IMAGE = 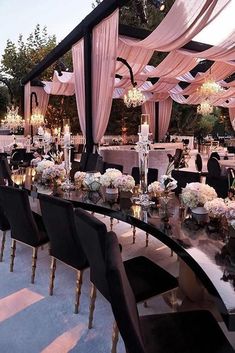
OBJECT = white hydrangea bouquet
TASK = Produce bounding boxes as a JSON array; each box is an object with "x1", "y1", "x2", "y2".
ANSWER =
[
  {"x1": 204, "y1": 198, "x2": 227, "y2": 218},
  {"x1": 36, "y1": 159, "x2": 55, "y2": 174},
  {"x1": 74, "y1": 171, "x2": 86, "y2": 189},
  {"x1": 225, "y1": 201, "x2": 235, "y2": 222},
  {"x1": 148, "y1": 181, "x2": 163, "y2": 195},
  {"x1": 100, "y1": 168, "x2": 122, "y2": 189},
  {"x1": 181, "y1": 182, "x2": 217, "y2": 209},
  {"x1": 42, "y1": 164, "x2": 66, "y2": 185},
  {"x1": 113, "y1": 174, "x2": 135, "y2": 192}
]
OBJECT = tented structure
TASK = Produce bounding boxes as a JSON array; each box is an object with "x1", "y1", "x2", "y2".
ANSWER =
[{"x1": 22, "y1": 0, "x2": 235, "y2": 152}]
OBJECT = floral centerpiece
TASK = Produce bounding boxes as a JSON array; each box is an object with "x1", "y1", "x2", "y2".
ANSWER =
[
  {"x1": 113, "y1": 174, "x2": 135, "y2": 197},
  {"x1": 74, "y1": 171, "x2": 86, "y2": 189},
  {"x1": 225, "y1": 201, "x2": 235, "y2": 222},
  {"x1": 204, "y1": 198, "x2": 227, "y2": 218},
  {"x1": 42, "y1": 164, "x2": 66, "y2": 186},
  {"x1": 100, "y1": 168, "x2": 122, "y2": 193},
  {"x1": 148, "y1": 181, "x2": 163, "y2": 196},
  {"x1": 181, "y1": 182, "x2": 217, "y2": 209},
  {"x1": 36, "y1": 159, "x2": 54, "y2": 174}
]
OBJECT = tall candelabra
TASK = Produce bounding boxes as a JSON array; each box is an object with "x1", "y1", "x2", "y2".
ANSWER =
[
  {"x1": 62, "y1": 120, "x2": 74, "y2": 192},
  {"x1": 135, "y1": 114, "x2": 153, "y2": 206}
]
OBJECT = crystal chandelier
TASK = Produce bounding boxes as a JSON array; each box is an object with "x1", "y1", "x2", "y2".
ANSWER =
[
  {"x1": 199, "y1": 78, "x2": 224, "y2": 97},
  {"x1": 1, "y1": 105, "x2": 25, "y2": 132},
  {"x1": 197, "y1": 99, "x2": 213, "y2": 116},
  {"x1": 124, "y1": 87, "x2": 146, "y2": 108},
  {"x1": 30, "y1": 106, "x2": 44, "y2": 126}
]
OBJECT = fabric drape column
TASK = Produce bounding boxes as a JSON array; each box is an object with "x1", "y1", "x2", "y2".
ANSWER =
[
  {"x1": 72, "y1": 39, "x2": 86, "y2": 137},
  {"x1": 31, "y1": 86, "x2": 49, "y2": 116},
  {"x1": 92, "y1": 9, "x2": 119, "y2": 144},
  {"x1": 229, "y1": 107, "x2": 235, "y2": 131},
  {"x1": 158, "y1": 97, "x2": 173, "y2": 141},
  {"x1": 24, "y1": 82, "x2": 31, "y2": 136}
]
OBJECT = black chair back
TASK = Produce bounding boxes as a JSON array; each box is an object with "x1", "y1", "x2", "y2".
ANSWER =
[
  {"x1": 0, "y1": 186, "x2": 44, "y2": 247},
  {"x1": 206, "y1": 176, "x2": 229, "y2": 198},
  {"x1": 0, "y1": 157, "x2": 13, "y2": 185},
  {"x1": 131, "y1": 167, "x2": 158, "y2": 185},
  {"x1": 11, "y1": 148, "x2": 26, "y2": 161},
  {"x1": 39, "y1": 195, "x2": 87, "y2": 270},
  {"x1": 207, "y1": 157, "x2": 221, "y2": 177},
  {"x1": 74, "y1": 208, "x2": 110, "y2": 300},
  {"x1": 171, "y1": 170, "x2": 201, "y2": 195},
  {"x1": 210, "y1": 151, "x2": 220, "y2": 160},
  {"x1": 105, "y1": 231, "x2": 145, "y2": 353},
  {"x1": 79, "y1": 152, "x2": 88, "y2": 171},
  {"x1": 227, "y1": 146, "x2": 235, "y2": 154},
  {"x1": 103, "y1": 162, "x2": 123, "y2": 173},
  {"x1": 195, "y1": 153, "x2": 203, "y2": 172},
  {"x1": 85, "y1": 153, "x2": 103, "y2": 173},
  {"x1": 0, "y1": 204, "x2": 10, "y2": 232},
  {"x1": 173, "y1": 148, "x2": 183, "y2": 168}
]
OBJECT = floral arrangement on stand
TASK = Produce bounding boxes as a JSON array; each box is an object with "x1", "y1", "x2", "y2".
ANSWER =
[
  {"x1": 148, "y1": 181, "x2": 163, "y2": 195},
  {"x1": 41, "y1": 164, "x2": 66, "y2": 186},
  {"x1": 113, "y1": 174, "x2": 135, "y2": 196},
  {"x1": 35, "y1": 159, "x2": 54, "y2": 175},
  {"x1": 181, "y1": 182, "x2": 217, "y2": 210},
  {"x1": 225, "y1": 201, "x2": 235, "y2": 223},
  {"x1": 204, "y1": 198, "x2": 227, "y2": 218},
  {"x1": 74, "y1": 171, "x2": 86, "y2": 189},
  {"x1": 100, "y1": 168, "x2": 122, "y2": 191}
]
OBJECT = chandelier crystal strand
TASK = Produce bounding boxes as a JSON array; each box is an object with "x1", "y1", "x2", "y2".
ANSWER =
[
  {"x1": 1, "y1": 105, "x2": 25, "y2": 132},
  {"x1": 124, "y1": 87, "x2": 146, "y2": 108},
  {"x1": 197, "y1": 99, "x2": 213, "y2": 116},
  {"x1": 199, "y1": 79, "x2": 224, "y2": 97}
]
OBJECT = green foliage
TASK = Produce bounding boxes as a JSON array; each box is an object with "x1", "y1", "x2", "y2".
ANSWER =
[
  {"x1": 0, "y1": 24, "x2": 57, "y2": 107},
  {"x1": 0, "y1": 86, "x2": 10, "y2": 119}
]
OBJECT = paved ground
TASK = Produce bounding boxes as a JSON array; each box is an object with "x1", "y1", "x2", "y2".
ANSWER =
[{"x1": 0, "y1": 216, "x2": 234, "y2": 353}]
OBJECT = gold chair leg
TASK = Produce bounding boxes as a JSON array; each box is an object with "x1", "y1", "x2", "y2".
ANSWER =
[
  {"x1": 31, "y1": 247, "x2": 38, "y2": 284},
  {"x1": 0, "y1": 231, "x2": 6, "y2": 262},
  {"x1": 110, "y1": 218, "x2": 114, "y2": 231},
  {"x1": 10, "y1": 239, "x2": 16, "y2": 272},
  {"x1": 132, "y1": 226, "x2": 136, "y2": 244},
  {"x1": 111, "y1": 321, "x2": 119, "y2": 353},
  {"x1": 88, "y1": 283, "x2": 97, "y2": 329},
  {"x1": 145, "y1": 232, "x2": 149, "y2": 247},
  {"x1": 74, "y1": 270, "x2": 84, "y2": 314},
  {"x1": 49, "y1": 257, "x2": 57, "y2": 295}
]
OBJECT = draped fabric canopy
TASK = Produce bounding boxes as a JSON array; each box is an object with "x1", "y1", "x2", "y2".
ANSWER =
[{"x1": 24, "y1": 0, "x2": 235, "y2": 141}]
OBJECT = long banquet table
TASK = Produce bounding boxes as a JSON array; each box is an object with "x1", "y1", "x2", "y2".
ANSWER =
[{"x1": 23, "y1": 172, "x2": 235, "y2": 332}]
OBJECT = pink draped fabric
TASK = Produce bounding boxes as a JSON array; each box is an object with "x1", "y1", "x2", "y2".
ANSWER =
[
  {"x1": 158, "y1": 97, "x2": 173, "y2": 140},
  {"x1": 145, "y1": 78, "x2": 179, "y2": 93},
  {"x1": 229, "y1": 108, "x2": 235, "y2": 129},
  {"x1": 116, "y1": 38, "x2": 153, "y2": 76},
  {"x1": 43, "y1": 71, "x2": 75, "y2": 96},
  {"x1": 24, "y1": 82, "x2": 31, "y2": 136},
  {"x1": 92, "y1": 10, "x2": 119, "y2": 144},
  {"x1": 142, "y1": 101, "x2": 156, "y2": 134},
  {"x1": 72, "y1": 39, "x2": 86, "y2": 136},
  {"x1": 119, "y1": 0, "x2": 229, "y2": 51},
  {"x1": 30, "y1": 86, "x2": 49, "y2": 116},
  {"x1": 136, "y1": 51, "x2": 198, "y2": 80}
]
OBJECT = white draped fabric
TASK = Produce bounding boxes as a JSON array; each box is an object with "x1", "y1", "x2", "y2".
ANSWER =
[
  {"x1": 92, "y1": 9, "x2": 119, "y2": 144},
  {"x1": 158, "y1": 97, "x2": 173, "y2": 140},
  {"x1": 30, "y1": 86, "x2": 49, "y2": 116},
  {"x1": 24, "y1": 82, "x2": 31, "y2": 136},
  {"x1": 43, "y1": 71, "x2": 75, "y2": 96},
  {"x1": 142, "y1": 101, "x2": 156, "y2": 134},
  {"x1": 119, "y1": 0, "x2": 229, "y2": 51},
  {"x1": 72, "y1": 39, "x2": 86, "y2": 136}
]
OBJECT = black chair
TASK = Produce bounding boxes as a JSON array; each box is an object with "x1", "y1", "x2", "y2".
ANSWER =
[
  {"x1": 0, "y1": 186, "x2": 49, "y2": 283},
  {"x1": 207, "y1": 157, "x2": 221, "y2": 177},
  {"x1": 173, "y1": 148, "x2": 183, "y2": 169},
  {"x1": 10, "y1": 148, "x2": 28, "y2": 169},
  {"x1": 103, "y1": 162, "x2": 123, "y2": 173},
  {"x1": 0, "y1": 157, "x2": 13, "y2": 186},
  {"x1": 105, "y1": 231, "x2": 234, "y2": 353},
  {"x1": 39, "y1": 195, "x2": 89, "y2": 313},
  {"x1": 210, "y1": 151, "x2": 220, "y2": 160},
  {"x1": 131, "y1": 167, "x2": 158, "y2": 185},
  {"x1": 195, "y1": 153, "x2": 203, "y2": 172},
  {"x1": 227, "y1": 146, "x2": 235, "y2": 154},
  {"x1": 0, "y1": 204, "x2": 10, "y2": 262},
  {"x1": 206, "y1": 175, "x2": 229, "y2": 198},
  {"x1": 85, "y1": 153, "x2": 103, "y2": 173},
  {"x1": 74, "y1": 208, "x2": 178, "y2": 337},
  {"x1": 171, "y1": 170, "x2": 201, "y2": 195}
]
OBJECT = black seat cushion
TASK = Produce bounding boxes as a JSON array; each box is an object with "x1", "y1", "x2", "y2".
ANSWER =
[
  {"x1": 124, "y1": 256, "x2": 177, "y2": 303},
  {"x1": 207, "y1": 157, "x2": 221, "y2": 177}
]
